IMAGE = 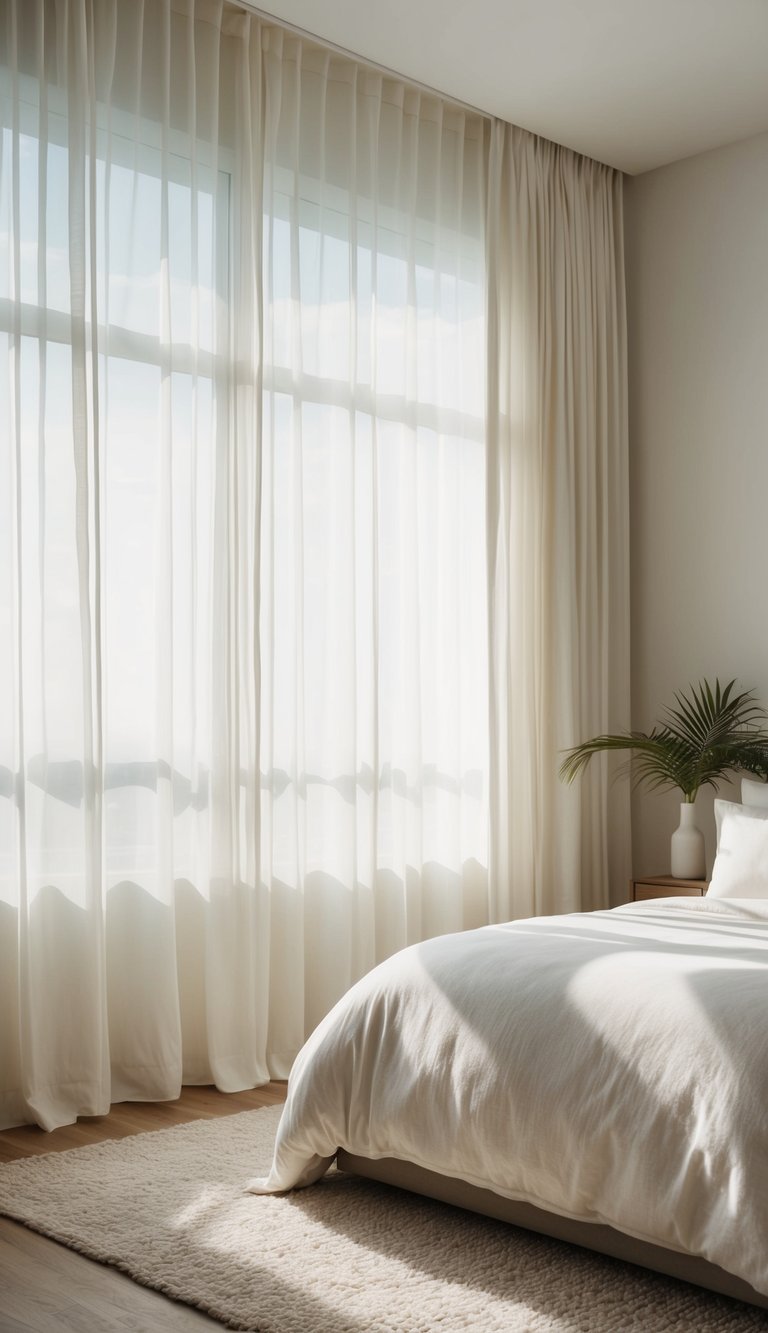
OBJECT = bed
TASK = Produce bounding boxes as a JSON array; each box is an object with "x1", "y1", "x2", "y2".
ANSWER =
[{"x1": 248, "y1": 893, "x2": 768, "y2": 1309}]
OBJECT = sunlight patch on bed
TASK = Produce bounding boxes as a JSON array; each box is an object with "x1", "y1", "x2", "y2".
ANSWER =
[{"x1": 565, "y1": 948, "x2": 763, "y2": 1075}]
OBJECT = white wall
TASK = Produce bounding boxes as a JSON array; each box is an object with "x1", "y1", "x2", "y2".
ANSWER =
[{"x1": 625, "y1": 131, "x2": 768, "y2": 878}]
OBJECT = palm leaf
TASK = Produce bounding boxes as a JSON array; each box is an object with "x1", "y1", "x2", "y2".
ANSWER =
[
  {"x1": 560, "y1": 677, "x2": 768, "y2": 800},
  {"x1": 664, "y1": 679, "x2": 764, "y2": 751}
]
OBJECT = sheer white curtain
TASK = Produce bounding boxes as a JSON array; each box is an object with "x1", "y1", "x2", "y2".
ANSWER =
[
  {"x1": 0, "y1": 0, "x2": 489, "y2": 1129},
  {"x1": 0, "y1": 0, "x2": 266, "y2": 1130},
  {"x1": 1, "y1": 0, "x2": 629, "y2": 1134},
  {"x1": 258, "y1": 33, "x2": 489, "y2": 1051},
  {"x1": 486, "y1": 122, "x2": 631, "y2": 920}
]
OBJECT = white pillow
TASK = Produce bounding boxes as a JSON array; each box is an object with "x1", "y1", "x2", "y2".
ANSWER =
[
  {"x1": 707, "y1": 799, "x2": 768, "y2": 898},
  {"x1": 741, "y1": 776, "x2": 768, "y2": 810},
  {"x1": 714, "y1": 797, "x2": 768, "y2": 848}
]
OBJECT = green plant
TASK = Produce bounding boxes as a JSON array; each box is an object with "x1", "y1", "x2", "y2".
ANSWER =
[{"x1": 559, "y1": 678, "x2": 768, "y2": 803}]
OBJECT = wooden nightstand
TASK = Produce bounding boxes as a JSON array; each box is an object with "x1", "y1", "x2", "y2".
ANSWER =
[{"x1": 631, "y1": 875, "x2": 707, "y2": 902}]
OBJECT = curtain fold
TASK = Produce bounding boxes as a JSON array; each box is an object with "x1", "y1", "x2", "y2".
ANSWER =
[
  {"x1": 0, "y1": 0, "x2": 267, "y2": 1130},
  {"x1": 0, "y1": 0, "x2": 630, "y2": 1134},
  {"x1": 485, "y1": 122, "x2": 631, "y2": 920},
  {"x1": 0, "y1": 0, "x2": 490, "y2": 1130},
  {"x1": 258, "y1": 31, "x2": 489, "y2": 1051}
]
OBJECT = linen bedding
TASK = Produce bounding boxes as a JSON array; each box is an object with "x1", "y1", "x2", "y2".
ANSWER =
[{"x1": 249, "y1": 898, "x2": 768, "y2": 1299}]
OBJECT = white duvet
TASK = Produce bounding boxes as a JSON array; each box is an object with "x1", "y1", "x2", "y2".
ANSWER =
[{"x1": 249, "y1": 897, "x2": 768, "y2": 1297}]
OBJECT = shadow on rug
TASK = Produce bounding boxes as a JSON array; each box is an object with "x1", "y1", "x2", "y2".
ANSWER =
[{"x1": 0, "y1": 1106, "x2": 762, "y2": 1332}]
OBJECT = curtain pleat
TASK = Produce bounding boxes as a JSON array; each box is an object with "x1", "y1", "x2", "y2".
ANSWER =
[
  {"x1": 259, "y1": 34, "x2": 489, "y2": 1050},
  {"x1": 0, "y1": 2, "x2": 629, "y2": 1132},
  {"x1": 486, "y1": 122, "x2": 631, "y2": 920},
  {"x1": 0, "y1": 0, "x2": 492, "y2": 1130},
  {"x1": 0, "y1": 0, "x2": 268, "y2": 1129}
]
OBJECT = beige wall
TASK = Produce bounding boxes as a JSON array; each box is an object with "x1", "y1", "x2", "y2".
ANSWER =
[{"x1": 625, "y1": 131, "x2": 768, "y2": 879}]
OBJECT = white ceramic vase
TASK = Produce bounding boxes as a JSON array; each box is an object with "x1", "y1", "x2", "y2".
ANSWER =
[{"x1": 670, "y1": 802, "x2": 705, "y2": 879}]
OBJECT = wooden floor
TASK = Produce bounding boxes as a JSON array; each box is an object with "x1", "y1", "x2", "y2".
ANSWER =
[{"x1": 0, "y1": 1083, "x2": 287, "y2": 1332}]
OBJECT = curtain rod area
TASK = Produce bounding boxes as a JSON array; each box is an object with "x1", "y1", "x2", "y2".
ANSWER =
[{"x1": 226, "y1": 0, "x2": 493, "y2": 121}]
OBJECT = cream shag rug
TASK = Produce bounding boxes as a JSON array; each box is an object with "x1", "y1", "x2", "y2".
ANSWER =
[{"x1": 0, "y1": 1106, "x2": 762, "y2": 1333}]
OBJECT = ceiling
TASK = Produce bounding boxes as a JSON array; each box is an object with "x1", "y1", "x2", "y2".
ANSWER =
[{"x1": 253, "y1": 0, "x2": 768, "y2": 174}]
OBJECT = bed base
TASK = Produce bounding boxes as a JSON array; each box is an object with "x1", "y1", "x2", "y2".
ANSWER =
[{"x1": 336, "y1": 1150, "x2": 768, "y2": 1311}]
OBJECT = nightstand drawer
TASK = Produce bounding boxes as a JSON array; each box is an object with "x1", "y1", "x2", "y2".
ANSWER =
[{"x1": 631, "y1": 876, "x2": 707, "y2": 901}]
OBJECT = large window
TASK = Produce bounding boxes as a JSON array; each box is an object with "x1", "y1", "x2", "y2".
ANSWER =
[
  {"x1": 1, "y1": 3, "x2": 493, "y2": 1132},
  {"x1": 0, "y1": 78, "x2": 232, "y2": 905},
  {"x1": 259, "y1": 71, "x2": 488, "y2": 969}
]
